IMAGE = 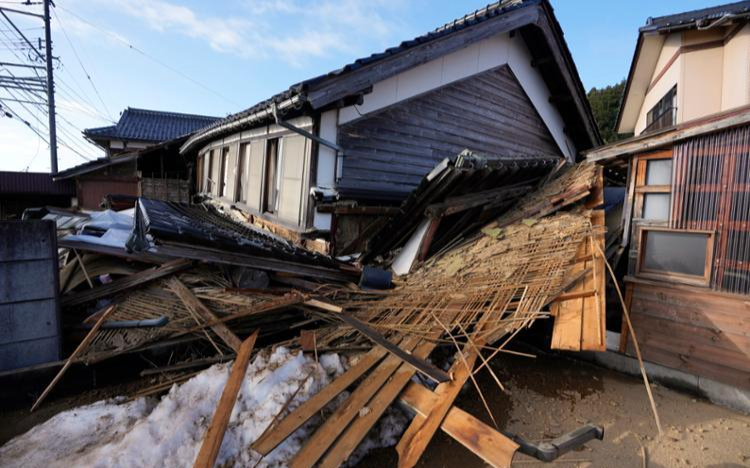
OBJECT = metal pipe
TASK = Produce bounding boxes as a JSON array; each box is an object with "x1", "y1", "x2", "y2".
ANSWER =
[{"x1": 271, "y1": 102, "x2": 343, "y2": 152}]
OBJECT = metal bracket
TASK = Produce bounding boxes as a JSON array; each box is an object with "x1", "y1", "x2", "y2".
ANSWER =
[
  {"x1": 506, "y1": 423, "x2": 604, "y2": 462},
  {"x1": 271, "y1": 102, "x2": 343, "y2": 153}
]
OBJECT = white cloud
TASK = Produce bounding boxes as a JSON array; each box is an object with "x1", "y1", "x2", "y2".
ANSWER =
[{"x1": 99, "y1": 0, "x2": 408, "y2": 66}]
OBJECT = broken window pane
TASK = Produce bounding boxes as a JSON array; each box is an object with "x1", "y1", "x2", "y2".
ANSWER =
[
  {"x1": 641, "y1": 230, "x2": 710, "y2": 278},
  {"x1": 645, "y1": 159, "x2": 672, "y2": 185},
  {"x1": 642, "y1": 193, "x2": 671, "y2": 220}
]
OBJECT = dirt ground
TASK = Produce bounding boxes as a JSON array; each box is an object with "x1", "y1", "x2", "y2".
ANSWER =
[
  {"x1": 2, "y1": 350, "x2": 749, "y2": 468},
  {"x1": 357, "y1": 351, "x2": 750, "y2": 468}
]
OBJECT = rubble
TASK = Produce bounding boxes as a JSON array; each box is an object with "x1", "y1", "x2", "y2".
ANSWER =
[{"x1": 4, "y1": 157, "x2": 613, "y2": 468}]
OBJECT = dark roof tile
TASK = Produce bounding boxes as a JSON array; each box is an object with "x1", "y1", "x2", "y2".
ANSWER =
[{"x1": 84, "y1": 107, "x2": 220, "y2": 143}]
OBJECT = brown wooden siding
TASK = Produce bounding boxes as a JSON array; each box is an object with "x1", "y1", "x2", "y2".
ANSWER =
[
  {"x1": 625, "y1": 277, "x2": 750, "y2": 390},
  {"x1": 671, "y1": 124, "x2": 750, "y2": 294},
  {"x1": 337, "y1": 65, "x2": 561, "y2": 199}
]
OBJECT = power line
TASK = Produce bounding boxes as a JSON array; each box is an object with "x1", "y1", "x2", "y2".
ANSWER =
[
  {"x1": 51, "y1": 7, "x2": 112, "y2": 121},
  {"x1": 57, "y1": 5, "x2": 241, "y2": 108}
]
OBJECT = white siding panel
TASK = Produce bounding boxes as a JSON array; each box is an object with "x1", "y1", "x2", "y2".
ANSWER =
[
  {"x1": 246, "y1": 141, "x2": 265, "y2": 211},
  {"x1": 277, "y1": 135, "x2": 307, "y2": 225}
]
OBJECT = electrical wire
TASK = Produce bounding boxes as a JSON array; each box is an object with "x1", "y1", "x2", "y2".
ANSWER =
[
  {"x1": 57, "y1": 5, "x2": 241, "y2": 108},
  {"x1": 52, "y1": 7, "x2": 113, "y2": 121}
]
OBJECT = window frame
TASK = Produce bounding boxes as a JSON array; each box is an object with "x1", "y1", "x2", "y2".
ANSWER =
[
  {"x1": 636, "y1": 226, "x2": 715, "y2": 287},
  {"x1": 235, "y1": 142, "x2": 249, "y2": 203},
  {"x1": 634, "y1": 151, "x2": 673, "y2": 222},
  {"x1": 645, "y1": 85, "x2": 677, "y2": 133},
  {"x1": 262, "y1": 138, "x2": 281, "y2": 214}
]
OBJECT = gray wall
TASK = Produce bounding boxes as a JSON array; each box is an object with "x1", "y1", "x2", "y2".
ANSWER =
[
  {"x1": 337, "y1": 65, "x2": 561, "y2": 199},
  {"x1": 0, "y1": 220, "x2": 61, "y2": 371}
]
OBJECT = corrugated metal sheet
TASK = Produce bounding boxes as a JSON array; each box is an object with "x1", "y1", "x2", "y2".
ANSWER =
[
  {"x1": 671, "y1": 124, "x2": 750, "y2": 295},
  {"x1": 0, "y1": 171, "x2": 75, "y2": 196}
]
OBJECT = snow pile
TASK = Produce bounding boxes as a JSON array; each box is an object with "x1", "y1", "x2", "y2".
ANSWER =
[{"x1": 0, "y1": 348, "x2": 407, "y2": 468}]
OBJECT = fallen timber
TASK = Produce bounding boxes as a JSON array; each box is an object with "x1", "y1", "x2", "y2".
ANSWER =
[{"x1": 31, "y1": 161, "x2": 610, "y2": 468}]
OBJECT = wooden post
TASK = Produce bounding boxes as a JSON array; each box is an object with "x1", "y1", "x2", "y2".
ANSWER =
[
  {"x1": 168, "y1": 278, "x2": 242, "y2": 352},
  {"x1": 31, "y1": 305, "x2": 118, "y2": 412},
  {"x1": 192, "y1": 330, "x2": 258, "y2": 468}
]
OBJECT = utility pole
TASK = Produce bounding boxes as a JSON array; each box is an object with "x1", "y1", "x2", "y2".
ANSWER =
[{"x1": 43, "y1": 0, "x2": 58, "y2": 174}]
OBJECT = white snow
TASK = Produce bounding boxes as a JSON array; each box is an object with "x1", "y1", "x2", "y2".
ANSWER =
[{"x1": 0, "y1": 347, "x2": 408, "y2": 468}]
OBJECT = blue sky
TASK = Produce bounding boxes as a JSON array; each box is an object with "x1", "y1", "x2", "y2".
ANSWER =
[{"x1": 0, "y1": 0, "x2": 726, "y2": 172}]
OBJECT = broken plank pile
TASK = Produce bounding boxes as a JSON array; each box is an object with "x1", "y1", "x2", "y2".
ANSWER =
[
  {"x1": 31, "y1": 160, "x2": 607, "y2": 468},
  {"x1": 246, "y1": 162, "x2": 607, "y2": 468}
]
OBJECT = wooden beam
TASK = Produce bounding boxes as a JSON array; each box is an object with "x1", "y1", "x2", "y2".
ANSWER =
[
  {"x1": 31, "y1": 305, "x2": 118, "y2": 412},
  {"x1": 192, "y1": 331, "x2": 258, "y2": 468},
  {"x1": 167, "y1": 278, "x2": 242, "y2": 352},
  {"x1": 289, "y1": 338, "x2": 423, "y2": 468},
  {"x1": 251, "y1": 346, "x2": 388, "y2": 455},
  {"x1": 399, "y1": 382, "x2": 518, "y2": 468},
  {"x1": 304, "y1": 299, "x2": 451, "y2": 383},
  {"x1": 396, "y1": 348, "x2": 480, "y2": 468},
  {"x1": 314, "y1": 340, "x2": 437, "y2": 468},
  {"x1": 62, "y1": 259, "x2": 192, "y2": 307}
]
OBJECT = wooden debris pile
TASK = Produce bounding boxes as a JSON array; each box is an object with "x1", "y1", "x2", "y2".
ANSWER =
[{"x1": 29, "y1": 159, "x2": 607, "y2": 468}]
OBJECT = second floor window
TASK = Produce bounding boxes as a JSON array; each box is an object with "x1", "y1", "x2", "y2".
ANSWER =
[{"x1": 646, "y1": 86, "x2": 677, "y2": 133}]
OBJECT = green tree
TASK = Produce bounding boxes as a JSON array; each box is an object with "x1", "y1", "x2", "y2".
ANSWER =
[{"x1": 587, "y1": 79, "x2": 627, "y2": 144}]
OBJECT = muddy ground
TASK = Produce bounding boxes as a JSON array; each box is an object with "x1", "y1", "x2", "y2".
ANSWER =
[
  {"x1": 2, "y1": 349, "x2": 749, "y2": 468},
  {"x1": 357, "y1": 351, "x2": 750, "y2": 468}
]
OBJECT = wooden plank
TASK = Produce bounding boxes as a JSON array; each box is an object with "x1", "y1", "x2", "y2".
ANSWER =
[
  {"x1": 396, "y1": 348, "x2": 481, "y2": 468},
  {"x1": 581, "y1": 210, "x2": 606, "y2": 351},
  {"x1": 550, "y1": 239, "x2": 587, "y2": 351},
  {"x1": 315, "y1": 340, "x2": 438, "y2": 468},
  {"x1": 304, "y1": 300, "x2": 451, "y2": 383},
  {"x1": 399, "y1": 382, "x2": 518, "y2": 468},
  {"x1": 31, "y1": 305, "x2": 118, "y2": 412},
  {"x1": 192, "y1": 331, "x2": 258, "y2": 468},
  {"x1": 288, "y1": 338, "x2": 422, "y2": 468},
  {"x1": 167, "y1": 278, "x2": 242, "y2": 352},
  {"x1": 251, "y1": 346, "x2": 389, "y2": 455},
  {"x1": 62, "y1": 259, "x2": 192, "y2": 307}
]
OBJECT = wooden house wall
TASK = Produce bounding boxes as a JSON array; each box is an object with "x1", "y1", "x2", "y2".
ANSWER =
[
  {"x1": 336, "y1": 65, "x2": 561, "y2": 199},
  {"x1": 625, "y1": 277, "x2": 750, "y2": 390}
]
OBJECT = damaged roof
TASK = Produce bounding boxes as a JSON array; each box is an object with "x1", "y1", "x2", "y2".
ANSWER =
[
  {"x1": 643, "y1": 0, "x2": 750, "y2": 33},
  {"x1": 181, "y1": 0, "x2": 601, "y2": 155},
  {"x1": 85, "y1": 107, "x2": 220, "y2": 144}
]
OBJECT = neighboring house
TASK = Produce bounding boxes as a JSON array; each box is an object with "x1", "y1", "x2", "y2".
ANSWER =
[
  {"x1": 587, "y1": 1, "x2": 750, "y2": 391},
  {"x1": 0, "y1": 171, "x2": 75, "y2": 219},
  {"x1": 180, "y1": 0, "x2": 601, "y2": 249},
  {"x1": 55, "y1": 108, "x2": 219, "y2": 210}
]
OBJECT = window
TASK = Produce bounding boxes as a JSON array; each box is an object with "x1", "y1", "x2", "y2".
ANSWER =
[
  {"x1": 206, "y1": 149, "x2": 215, "y2": 193},
  {"x1": 219, "y1": 147, "x2": 229, "y2": 198},
  {"x1": 263, "y1": 138, "x2": 280, "y2": 213},
  {"x1": 645, "y1": 86, "x2": 677, "y2": 133},
  {"x1": 236, "y1": 143, "x2": 249, "y2": 203},
  {"x1": 196, "y1": 154, "x2": 204, "y2": 192},
  {"x1": 636, "y1": 154, "x2": 673, "y2": 221},
  {"x1": 637, "y1": 228, "x2": 714, "y2": 286}
]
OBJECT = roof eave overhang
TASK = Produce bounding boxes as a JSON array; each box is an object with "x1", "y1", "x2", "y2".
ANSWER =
[
  {"x1": 615, "y1": 31, "x2": 666, "y2": 135},
  {"x1": 53, "y1": 154, "x2": 139, "y2": 181},
  {"x1": 587, "y1": 105, "x2": 750, "y2": 162},
  {"x1": 181, "y1": 0, "x2": 601, "y2": 154}
]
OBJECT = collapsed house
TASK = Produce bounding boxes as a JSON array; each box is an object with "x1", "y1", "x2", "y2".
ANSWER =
[
  {"x1": 179, "y1": 0, "x2": 601, "y2": 254},
  {"x1": 587, "y1": 1, "x2": 750, "y2": 392},
  {"x1": 53, "y1": 108, "x2": 219, "y2": 209}
]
